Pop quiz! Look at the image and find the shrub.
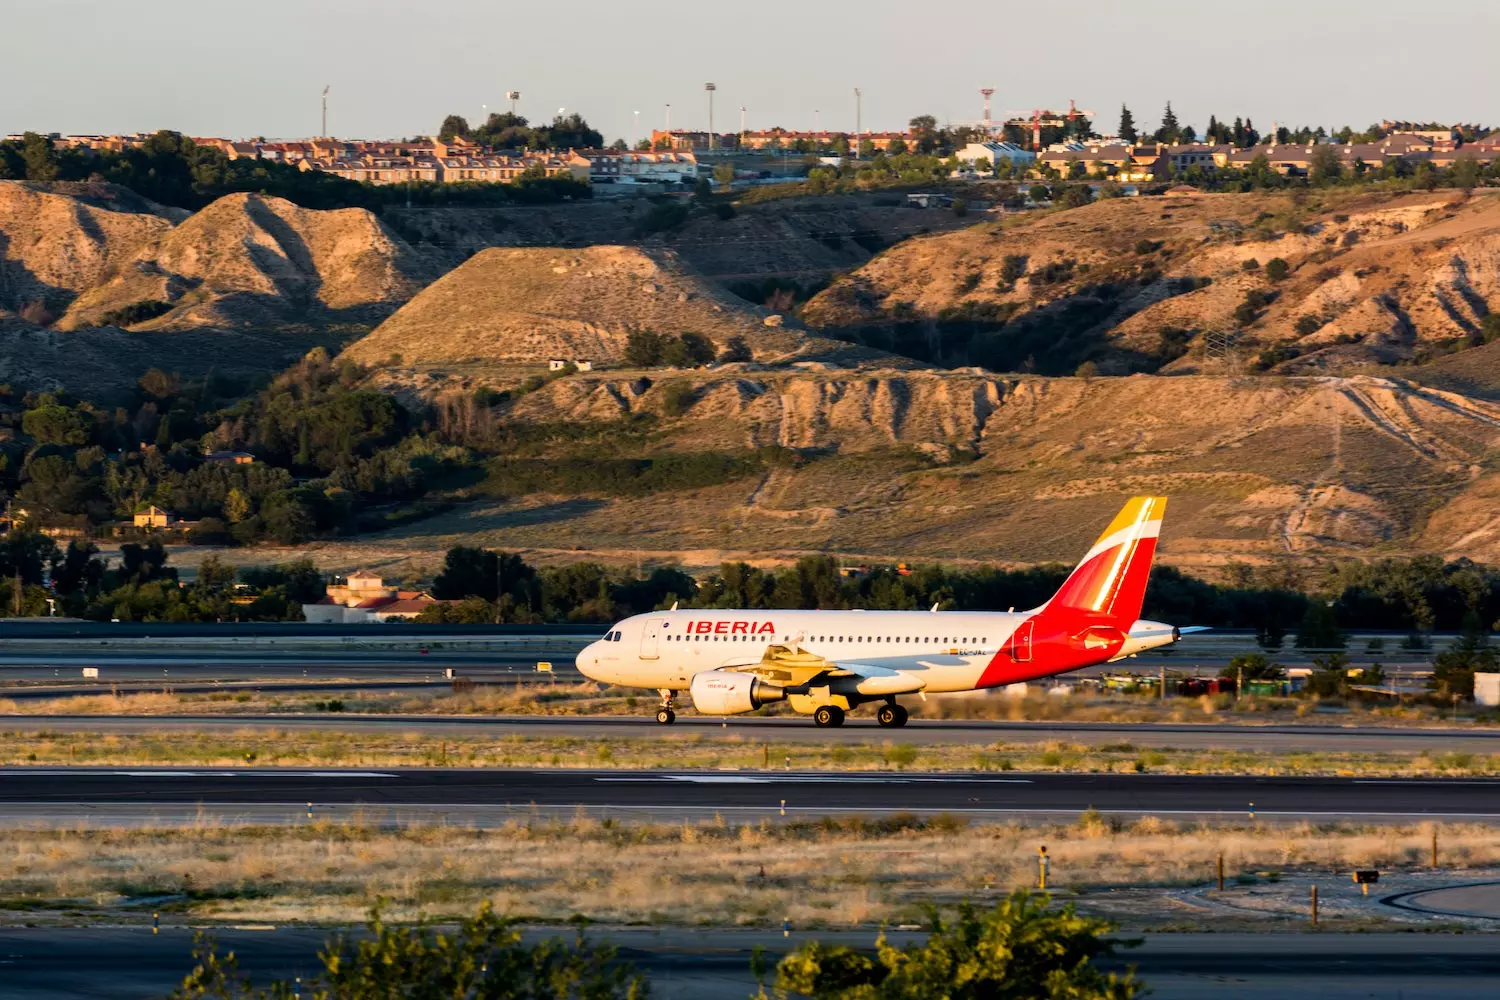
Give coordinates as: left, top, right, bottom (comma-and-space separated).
1134, 239, 1162, 255
657, 381, 696, 417
99, 299, 173, 327
719, 335, 752, 363
1265, 257, 1289, 282
1295, 314, 1324, 336
1241, 258, 1261, 271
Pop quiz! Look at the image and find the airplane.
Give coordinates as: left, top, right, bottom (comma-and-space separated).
575, 496, 1188, 727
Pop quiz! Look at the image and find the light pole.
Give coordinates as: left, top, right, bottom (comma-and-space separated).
854, 87, 862, 137
321, 85, 329, 138
739, 105, 747, 135
506, 90, 520, 116
633, 110, 640, 148
705, 82, 716, 151
665, 104, 672, 131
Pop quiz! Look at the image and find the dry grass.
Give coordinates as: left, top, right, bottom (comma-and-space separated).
0, 683, 1481, 729
2, 816, 1494, 928
2, 726, 1498, 778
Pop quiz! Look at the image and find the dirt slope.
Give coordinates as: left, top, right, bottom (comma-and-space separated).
59, 193, 439, 332
801, 189, 1500, 376
341, 245, 897, 371
0, 181, 180, 314
333, 369, 1500, 571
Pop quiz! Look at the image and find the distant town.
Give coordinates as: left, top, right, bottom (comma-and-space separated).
11, 106, 1497, 195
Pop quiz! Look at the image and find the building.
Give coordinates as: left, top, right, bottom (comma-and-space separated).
548, 359, 594, 371
583, 149, 698, 185
132, 505, 176, 529
301, 571, 460, 623
204, 451, 255, 466
734, 129, 915, 153
958, 141, 1037, 169
648, 130, 738, 152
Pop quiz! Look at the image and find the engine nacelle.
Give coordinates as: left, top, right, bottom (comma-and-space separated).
689, 671, 787, 715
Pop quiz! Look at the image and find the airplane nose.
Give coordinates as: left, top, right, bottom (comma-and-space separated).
576, 642, 602, 681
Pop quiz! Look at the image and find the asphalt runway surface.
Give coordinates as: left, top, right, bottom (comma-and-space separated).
4, 767, 1500, 824
3, 928, 1499, 1000
11, 712, 1500, 752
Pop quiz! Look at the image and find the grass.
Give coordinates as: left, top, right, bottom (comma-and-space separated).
1, 816, 1495, 929
0, 683, 1486, 728
2, 727, 1499, 777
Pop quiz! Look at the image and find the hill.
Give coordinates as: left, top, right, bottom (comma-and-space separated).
341, 245, 898, 374
59, 192, 440, 333
0, 180, 180, 318
301, 368, 1500, 575
800, 188, 1500, 377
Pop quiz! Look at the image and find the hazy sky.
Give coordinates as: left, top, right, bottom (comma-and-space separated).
4, 0, 1496, 142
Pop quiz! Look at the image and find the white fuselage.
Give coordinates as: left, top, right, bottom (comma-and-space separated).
575, 609, 1028, 694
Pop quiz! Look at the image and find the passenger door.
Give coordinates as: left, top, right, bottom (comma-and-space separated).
639, 618, 666, 659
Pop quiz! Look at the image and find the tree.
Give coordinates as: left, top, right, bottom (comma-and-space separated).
713, 162, 736, 189
1304, 651, 1352, 698
22, 398, 91, 446
624, 330, 667, 367
1431, 611, 1496, 700
1154, 102, 1182, 145
1264, 258, 1289, 282
771, 893, 1141, 999
1118, 105, 1138, 143
720, 335, 753, 363
1296, 601, 1345, 649
1220, 652, 1283, 682
1308, 145, 1343, 186
21, 132, 59, 181
437, 114, 471, 141
1453, 156, 1482, 195
173, 902, 647, 999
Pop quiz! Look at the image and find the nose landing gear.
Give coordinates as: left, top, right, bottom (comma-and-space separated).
656, 689, 678, 725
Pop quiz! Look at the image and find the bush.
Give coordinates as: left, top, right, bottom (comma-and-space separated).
1265, 257, 1289, 282
1295, 314, 1324, 336
772, 893, 1141, 999
657, 381, 696, 417
1135, 239, 1162, 255
1241, 258, 1261, 271
719, 336, 753, 363
99, 299, 173, 327
999, 255, 1028, 286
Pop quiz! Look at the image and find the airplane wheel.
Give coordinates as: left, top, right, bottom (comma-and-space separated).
877, 704, 908, 728
656, 708, 676, 725
813, 705, 844, 728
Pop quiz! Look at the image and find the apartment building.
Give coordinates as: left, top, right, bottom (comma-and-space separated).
583, 149, 698, 184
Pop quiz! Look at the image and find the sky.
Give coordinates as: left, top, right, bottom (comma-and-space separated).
3, 0, 1497, 143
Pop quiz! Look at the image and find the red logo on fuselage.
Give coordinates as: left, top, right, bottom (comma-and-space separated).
688, 621, 776, 634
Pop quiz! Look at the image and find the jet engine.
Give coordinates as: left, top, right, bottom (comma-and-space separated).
689, 671, 787, 715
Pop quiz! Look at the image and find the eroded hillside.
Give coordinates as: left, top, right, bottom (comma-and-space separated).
336, 369, 1500, 572
0, 181, 181, 316
802, 189, 1500, 377
59, 193, 439, 332
342, 245, 900, 372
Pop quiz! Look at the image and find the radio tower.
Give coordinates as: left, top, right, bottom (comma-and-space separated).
980, 88, 995, 133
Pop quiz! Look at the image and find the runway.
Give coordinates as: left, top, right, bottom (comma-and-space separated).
10, 712, 1500, 751
3, 927, 1499, 1000
3, 766, 1499, 824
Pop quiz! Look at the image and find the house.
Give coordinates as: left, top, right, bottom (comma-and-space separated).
133, 505, 176, 529
301, 572, 461, 623
548, 359, 594, 372
204, 451, 255, 466
583, 149, 698, 185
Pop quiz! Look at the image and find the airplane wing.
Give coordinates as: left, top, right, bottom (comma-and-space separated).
725, 645, 926, 695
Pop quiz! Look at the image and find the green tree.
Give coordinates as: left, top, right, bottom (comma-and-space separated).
771, 893, 1141, 999
1117, 105, 1138, 143
1308, 145, 1343, 186
22, 398, 91, 446
1220, 652, 1283, 682
1153, 102, 1181, 144
172, 902, 647, 999
1296, 601, 1345, 649
1452, 156, 1482, 195
624, 330, 667, 367
719, 335, 753, 363
1264, 258, 1289, 282
713, 162, 736, 189
438, 114, 471, 141
21, 132, 59, 181
1431, 611, 1496, 699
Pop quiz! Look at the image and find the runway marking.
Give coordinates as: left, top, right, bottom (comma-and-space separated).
6, 770, 400, 779
594, 775, 1034, 785
1354, 780, 1500, 786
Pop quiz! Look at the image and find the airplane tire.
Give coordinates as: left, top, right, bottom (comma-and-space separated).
813, 705, 844, 728
877, 704, 908, 728
656, 708, 676, 725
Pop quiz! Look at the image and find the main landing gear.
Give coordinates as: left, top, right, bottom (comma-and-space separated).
876, 703, 909, 728
813, 705, 845, 727
656, 689, 678, 725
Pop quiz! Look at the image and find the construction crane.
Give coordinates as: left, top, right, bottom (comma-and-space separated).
1002, 100, 1097, 150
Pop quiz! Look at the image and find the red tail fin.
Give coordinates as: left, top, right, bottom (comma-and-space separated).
1045, 497, 1165, 625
